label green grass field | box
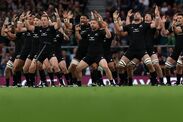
[0,86,183,122]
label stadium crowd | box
[1,0,183,87]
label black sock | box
[15,71,22,85]
[166,75,171,85]
[29,73,35,87]
[109,80,115,85]
[77,80,82,86]
[72,77,77,85]
[24,73,30,86]
[150,71,157,86]
[112,71,118,84]
[64,73,71,85]
[13,73,17,86]
[55,72,64,85]
[6,78,10,87]
[128,77,133,86]
[97,70,104,86]
[176,74,182,85]
[68,73,73,85]
[119,73,127,86]
[39,70,47,85]
[48,72,54,82]
[159,77,164,84]
[91,69,98,84]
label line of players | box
[1,7,183,87]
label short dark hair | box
[177,13,183,16]
[80,14,89,19]
[41,14,49,19]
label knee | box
[13,65,19,72]
[76,66,82,72]
[102,65,110,71]
[53,65,60,72]
[29,64,36,73]
[61,67,68,74]
[23,65,29,73]
[153,63,159,69]
[176,64,183,72]
[146,64,154,70]
[108,64,115,72]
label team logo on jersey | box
[89,37,95,41]
[81,30,86,34]
[139,24,143,28]
[94,33,98,36]
[133,28,139,32]
[33,34,39,38]
[53,38,57,42]
[56,34,60,38]
[27,32,31,36]
[41,32,47,36]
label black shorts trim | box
[124,50,147,60]
[82,55,104,66]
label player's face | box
[134,12,142,21]
[145,14,152,22]
[41,17,49,27]
[176,15,183,24]
[80,16,88,25]
[90,20,99,30]
[17,22,24,28]
[28,16,34,25]
[34,18,40,26]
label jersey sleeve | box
[81,29,89,39]
[168,26,173,33]
[34,26,40,33]
[143,23,151,30]
[99,29,106,38]
[50,26,56,33]
[123,25,129,32]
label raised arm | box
[75,24,82,42]
[24,11,35,31]
[113,11,128,37]
[160,16,170,36]
[54,8,61,30]
[151,6,161,28]
[63,11,73,30]
[126,9,132,25]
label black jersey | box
[15,31,26,53]
[84,29,106,56]
[31,26,40,51]
[123,22,151,51]
[169,26,183,47]
[145,27,156,49]
[23,30,33,49]
[78,24,90,49]
[38,26,56,45]
[53,31,64,53]
[103,33,114,56]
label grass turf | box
[0,86,183,122]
